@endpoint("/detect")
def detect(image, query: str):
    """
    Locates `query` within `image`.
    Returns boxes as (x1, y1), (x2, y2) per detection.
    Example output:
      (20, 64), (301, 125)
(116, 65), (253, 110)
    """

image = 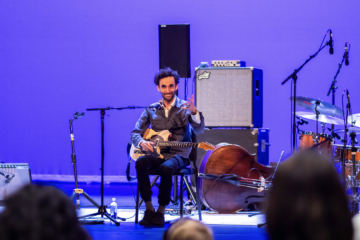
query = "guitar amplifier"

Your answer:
(0, 163), (32, 201)
(196, 128), (270, 166)
(195, 67), (263, 127)
(190, 128), (270, 192)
